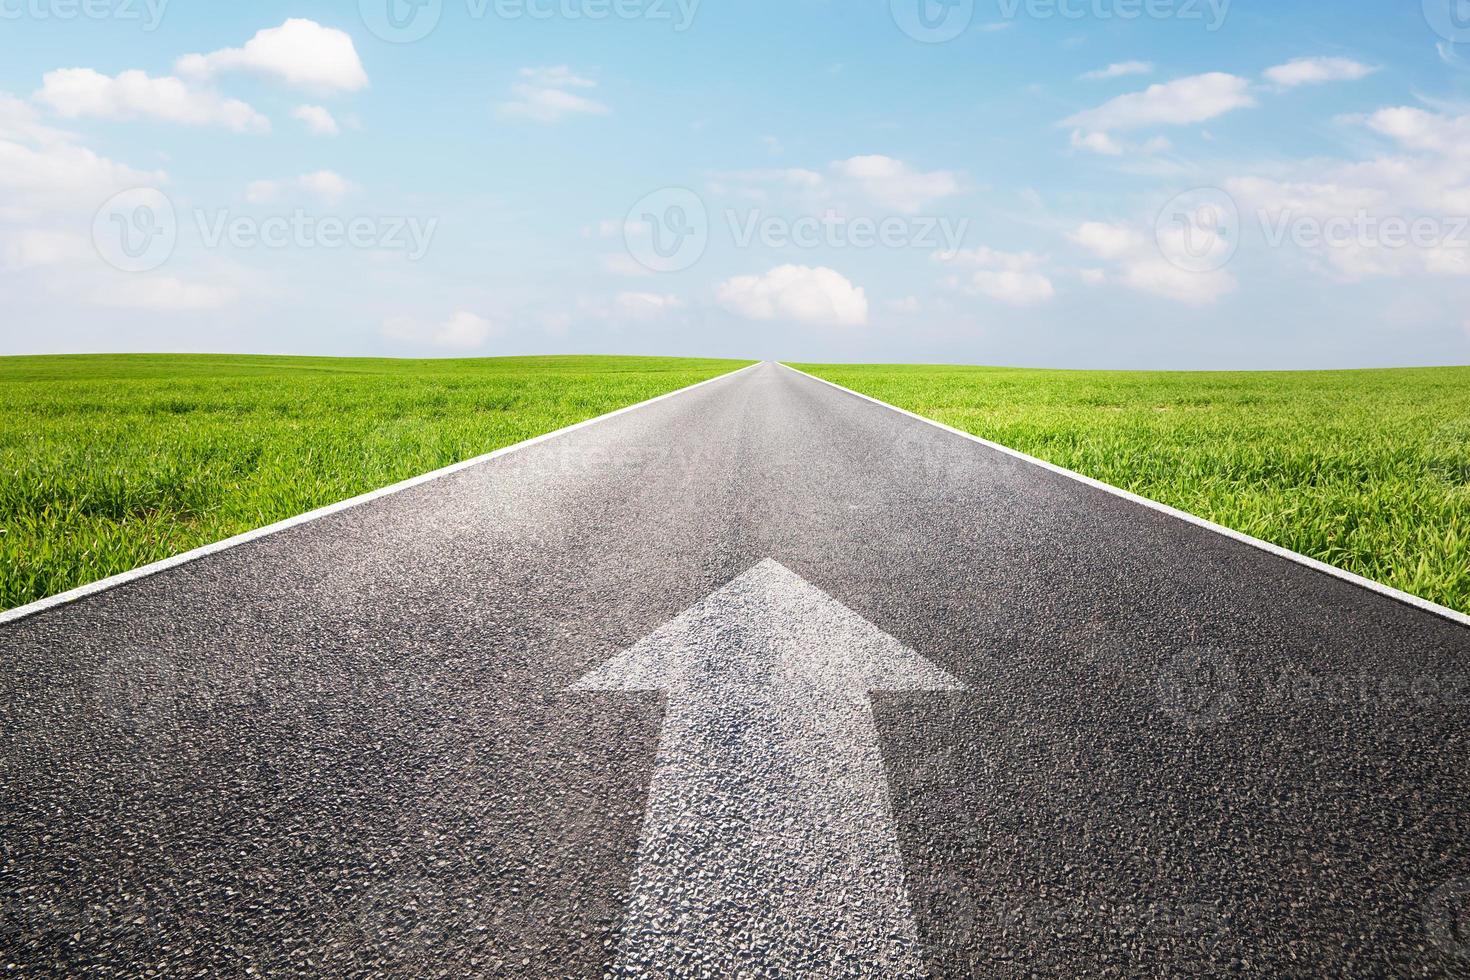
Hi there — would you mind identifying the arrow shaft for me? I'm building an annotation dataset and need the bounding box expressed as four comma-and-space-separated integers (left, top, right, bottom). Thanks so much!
575, 560, 962, 976
611, 688, 927, 977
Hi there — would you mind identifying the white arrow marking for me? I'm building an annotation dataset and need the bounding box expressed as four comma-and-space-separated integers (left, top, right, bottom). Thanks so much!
573, 559, 964, 978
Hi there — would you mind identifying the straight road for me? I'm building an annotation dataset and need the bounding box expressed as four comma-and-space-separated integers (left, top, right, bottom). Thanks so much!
2, 361, 1468, 977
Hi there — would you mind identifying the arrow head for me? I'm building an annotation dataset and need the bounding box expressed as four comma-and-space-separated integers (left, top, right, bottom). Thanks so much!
572, 559, 963, 695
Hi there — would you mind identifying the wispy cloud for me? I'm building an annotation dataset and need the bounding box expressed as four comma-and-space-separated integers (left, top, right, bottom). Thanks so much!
1063, 73, 1256, 133
496, 67, 609, 123
1263, 57, 1376, 88
1080, 61, 1154, 81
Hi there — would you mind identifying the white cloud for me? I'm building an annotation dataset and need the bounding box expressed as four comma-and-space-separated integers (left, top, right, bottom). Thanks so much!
246, 170, 355, 205
297, 170, 353, 203
292, 104, 339, 136
496, 66, 609, 123
1081, 61, 1154, 81
91, 276, 238, 311
244, 180, 279, 205
1069, 220, 1235, 305
2, 87, 251, 325
1225, 176, 1384, 218
1068, 221, 1145, 259
177, 19, 368, 94
583, 219, 622, 239
1069, 128, 1175, 157
717, 265, 868, 327
0, 229, 89, 269
1365, 106, 1470, 157
0, 87, 193, 323
601, 253, 653, 277
707, 167, 825, 204
0, 92, 71, 146
435, 311, 497, 349
0, 138, 162, 217
887, 295, 922, 313
613, 291, 683, 319
713, 156, 961, 214
35, 68, 269, 133
1224, 106, 1470, 282
1063, 73, 1255, 134
827, 155, 962, 214
382, 311, 500, 350
1117, 254, 1236, 305
1070, 129, 1123, 155
936, 247, 1055, 306
1264, 57, 1376, 88
0, 93, 165, 219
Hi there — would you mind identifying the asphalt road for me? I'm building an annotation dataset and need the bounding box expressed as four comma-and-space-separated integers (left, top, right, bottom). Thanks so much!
3, 361, 1469, 978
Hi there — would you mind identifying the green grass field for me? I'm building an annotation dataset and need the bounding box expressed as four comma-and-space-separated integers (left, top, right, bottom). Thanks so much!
0, 354, 749, 612
6, 356, 1467, 618
794, 363, 1470, 615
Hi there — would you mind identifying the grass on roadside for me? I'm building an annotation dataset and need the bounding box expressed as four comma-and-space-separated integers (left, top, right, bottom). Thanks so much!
792, 362, 1470, 615
0, 354, 749, 612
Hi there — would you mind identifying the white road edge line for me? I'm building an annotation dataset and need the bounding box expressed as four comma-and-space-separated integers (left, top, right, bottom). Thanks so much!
779, 362, 1470, 631
0, 361, 762, 627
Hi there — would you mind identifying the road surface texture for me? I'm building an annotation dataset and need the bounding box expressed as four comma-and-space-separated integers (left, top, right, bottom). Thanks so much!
2, 361, 1468, 977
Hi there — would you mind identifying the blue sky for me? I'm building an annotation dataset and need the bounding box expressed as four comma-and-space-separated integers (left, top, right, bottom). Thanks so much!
2, 0, 1470, 367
